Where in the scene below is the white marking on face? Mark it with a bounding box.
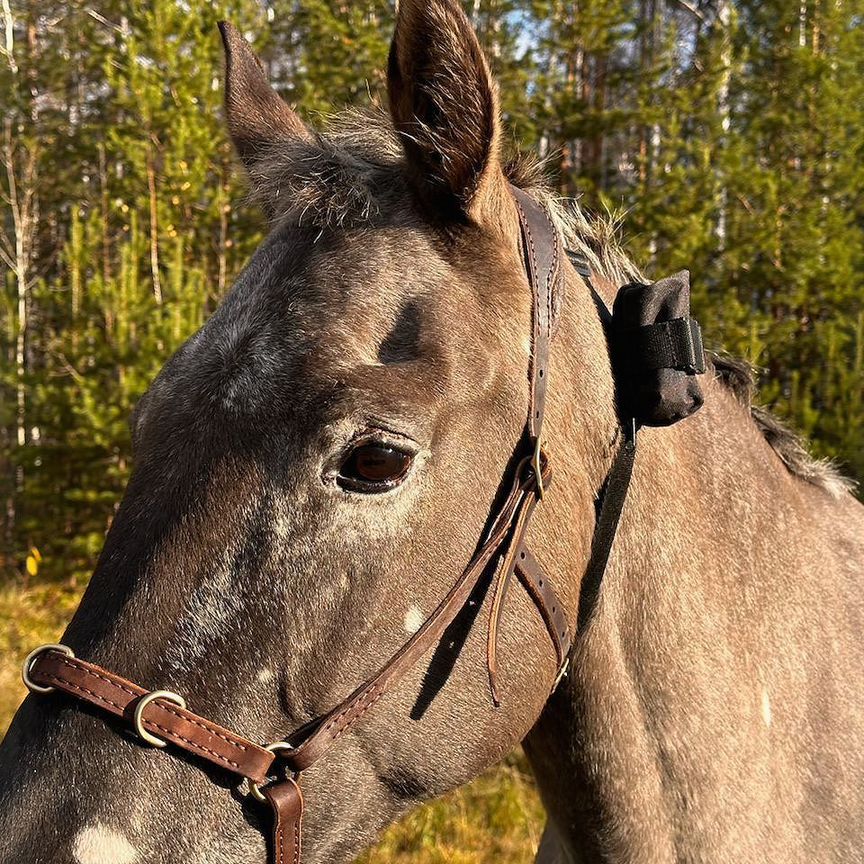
[73,824,138,864]
[404,605,425,635]
[761,688,772,728]
[164,546,243,673]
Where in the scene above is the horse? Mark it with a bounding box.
[2,1,862,862]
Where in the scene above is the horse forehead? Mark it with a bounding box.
[207,232,463,370]
[215,226,449,344]
[141,223,502,438]
[263,221,446,297]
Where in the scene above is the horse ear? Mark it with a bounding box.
[218,22,312,172]
[387,0,505,222]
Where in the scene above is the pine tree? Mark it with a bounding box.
[1,0,266,580]
[714,0,864,478]
[268,1,393,114]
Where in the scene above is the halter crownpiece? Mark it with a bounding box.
[22,187,706,864]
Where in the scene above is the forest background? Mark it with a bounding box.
[1,1,862,860]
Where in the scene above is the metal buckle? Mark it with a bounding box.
[532,438,545,500]
[249,741,297,803]
[624,417,637,451]
[22,644,75,694]
[133,690,188,748]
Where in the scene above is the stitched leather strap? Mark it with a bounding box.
[264,780,304,864]
[511,185,561,440]
[483,186,567,702]
[284,455,550,773]
[27,650,276,784]
[577,424,638,630]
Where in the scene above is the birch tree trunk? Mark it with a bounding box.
[715,0,733,250]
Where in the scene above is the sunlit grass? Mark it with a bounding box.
[0,578,83,736]
[0,579,544,862]
[362,756,543,864]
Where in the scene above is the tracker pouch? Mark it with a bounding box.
[610,270,706,427]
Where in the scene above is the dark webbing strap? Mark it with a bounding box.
[566,250,639,631]
[615,317,706,374]
[577,424,637,630]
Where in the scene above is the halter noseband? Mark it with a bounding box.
[22,186,706,864]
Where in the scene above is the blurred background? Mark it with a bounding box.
[1,1,862,860]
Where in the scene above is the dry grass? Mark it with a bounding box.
[0,580,544,863]
[0,579,83,736]
[362,757,544,864]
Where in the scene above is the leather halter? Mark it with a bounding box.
[22,187,575,864]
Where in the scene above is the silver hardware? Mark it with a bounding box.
[22,644,75,694]
[532,438,545,500]
[249,741,296,803]
[133,690,187,748]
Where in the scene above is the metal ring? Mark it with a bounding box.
[22,644,75,694]
[249,742,296,803]
[133,690,187,748]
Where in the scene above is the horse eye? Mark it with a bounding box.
[338,443,413,493]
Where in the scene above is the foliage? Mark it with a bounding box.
[0,578,84,736]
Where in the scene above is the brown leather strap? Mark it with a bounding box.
[264,780,304,864]
[482,186,568,701]
[486,485,541,706]
[515,546,571,669]
[28,650,275,784]
[511,185,562,441]
[284,455,550,773]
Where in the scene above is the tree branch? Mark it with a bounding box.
[0,0,16,74]
[85,8,124,34]
[668,0,706,21]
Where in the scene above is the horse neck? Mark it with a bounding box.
[526,298,862,858]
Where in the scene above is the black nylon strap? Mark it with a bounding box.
[566,250,593,279]
[617,317,706,374]
[563,249,639,633]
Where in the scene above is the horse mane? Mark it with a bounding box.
[710,355,855,497]
[244,105,854,499]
